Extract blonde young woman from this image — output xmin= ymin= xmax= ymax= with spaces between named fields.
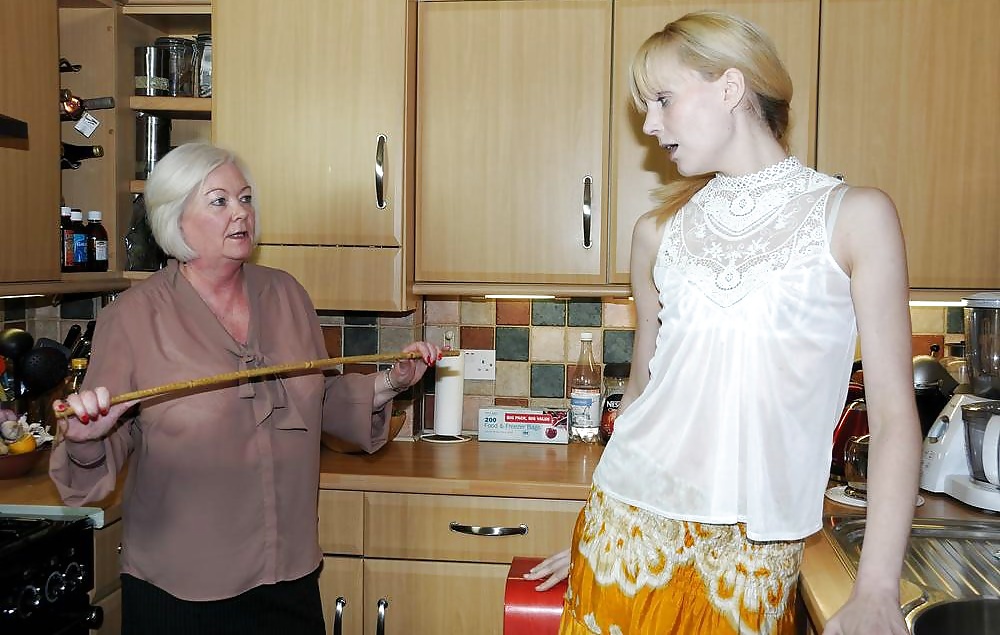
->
xmin=525 ymin=12 xmax=920 ymax=635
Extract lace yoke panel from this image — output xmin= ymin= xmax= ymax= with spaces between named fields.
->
xmin=658 ymin=157 xmax=843 ymax=308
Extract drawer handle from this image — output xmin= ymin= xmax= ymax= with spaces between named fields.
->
xmin=332 ymin=597 xmax=346 ymax=635
xmin=449 ymin=521 xmax=529 ymax=537
xmin=375 ymin=598 xmax=389 ymax=635
xmin=375 ymin=133 xmax=387 ymax=210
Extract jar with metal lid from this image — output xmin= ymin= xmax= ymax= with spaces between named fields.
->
xmin=194 ymin=33 xmax=212 ymax=97
xmin=154 ymin=36 xmax=196 ymax=96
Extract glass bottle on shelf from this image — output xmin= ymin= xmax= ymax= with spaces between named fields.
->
xmin=59 ymin=206 xmax=77 ymax=273
xmin=69 ymin=209 xmax=89 ymax=272
xmin=85 ymin=210 xmax=109 ymax=272
xmin=61 ymin=142 xmax=105 ymax=170
xmin=569 ymin=332 xmax=601 ymax=443
xmin=59 ymin=88 xmax=115 ymax=121
xmin=67 ymin=358 xmax=89 ymax=393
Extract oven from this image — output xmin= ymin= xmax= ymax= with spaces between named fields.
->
xmin=0 ymin=516 xmax=103 ymax=634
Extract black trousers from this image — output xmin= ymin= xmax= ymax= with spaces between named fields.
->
xmin=121 ymin=565 xmax=326 ymax=635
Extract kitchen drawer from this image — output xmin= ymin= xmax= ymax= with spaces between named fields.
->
xmin=92 ymin=518 xmax=123 ymax=602
xmin=318 ymin=490 xmax=364 ymax=555
xmin=364 ymin=493 xmax=584 ymax=563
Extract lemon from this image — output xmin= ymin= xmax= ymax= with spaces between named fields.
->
xmin=8 ymin=434 xmax=36 ymax=455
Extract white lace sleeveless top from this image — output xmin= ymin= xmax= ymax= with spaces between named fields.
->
xmin=593 ymin=157 xmax=857 ymax=541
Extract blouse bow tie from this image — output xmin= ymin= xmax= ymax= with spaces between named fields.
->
xmin=235 ymin=349 xmax=288 ymax=426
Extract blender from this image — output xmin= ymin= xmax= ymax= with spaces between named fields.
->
xmin=920 ymin=292 xmax=1000 ymax=512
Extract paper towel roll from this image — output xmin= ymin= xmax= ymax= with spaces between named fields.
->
xmin=433 ymin=353 xmax=465 ymax=436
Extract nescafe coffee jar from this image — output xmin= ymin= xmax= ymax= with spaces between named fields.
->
xmin=599 ymin=363 xmax=630 ymax=444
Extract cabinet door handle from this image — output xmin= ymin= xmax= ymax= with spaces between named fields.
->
xmin=375 ymin=134 xmax=388 ymax=210
xmin=449 ymin=521 xmax=529 ymax=537
xmin=582 ymin=175 xmax=593 ymax=249
xmin=375 ymin=598 xmax=389 ymax=635
xmin=332 ymin=596 xmax=346 ymax=635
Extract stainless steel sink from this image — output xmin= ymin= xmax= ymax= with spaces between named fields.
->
xmin=823 ymin=515 xmax=1000 ymax=632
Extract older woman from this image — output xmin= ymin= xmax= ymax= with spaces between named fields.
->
xmin=49 ymin=142 xmax=440 ymax=635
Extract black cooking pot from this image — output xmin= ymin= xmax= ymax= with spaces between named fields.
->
xmin=913 ymin=355 xmax=958 ymax=437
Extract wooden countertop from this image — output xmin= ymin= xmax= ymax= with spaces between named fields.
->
xmin=319 ymin=438 xmax=604 ymax=499
xmin=4 ymin=439 xmax=996 ymax=629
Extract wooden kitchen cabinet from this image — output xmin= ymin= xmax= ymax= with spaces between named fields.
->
xmin=608 ymin=0 xmax=820 ymax=283
xmin=213 ymin=0 xmax=417 ymax=311
xmin=415 ymin=0 xmax=612 ymax=286
xmin=817 ymin=0 xmax=1000 ymax=290
xmin=91 ymin=518 xmax=124 ymax=634
xmin=316 ymin=489 xmax=583 ymax=634
xmin=0 ymin=0 xmax=61 ymax=284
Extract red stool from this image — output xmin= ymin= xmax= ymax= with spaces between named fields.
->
xmin=504 ymin=557 xmax=567 ymax=635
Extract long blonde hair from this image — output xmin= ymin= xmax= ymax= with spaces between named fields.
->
xmin=630 ymin=12 xmax=793 ymax=220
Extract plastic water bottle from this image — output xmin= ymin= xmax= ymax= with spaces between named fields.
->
xmin=569 ymin=332 xmax=601 ymax=443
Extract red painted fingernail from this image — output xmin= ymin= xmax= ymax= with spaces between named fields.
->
xmin=56 ymin=403 xmax=66 ymax=411
xmin=438 ymin=352 xmax=443 ymax=360
xmin=79 ymin=414 xmax=90 ymax=424
xmin=100 ymin=407 xmax=109 ymax=416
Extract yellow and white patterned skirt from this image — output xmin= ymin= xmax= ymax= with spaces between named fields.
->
xmin=559 ymin=488 xmax=804 ymax=635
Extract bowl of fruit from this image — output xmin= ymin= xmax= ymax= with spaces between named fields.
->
xmin=0 ymin=417 xmax=49 ymax=479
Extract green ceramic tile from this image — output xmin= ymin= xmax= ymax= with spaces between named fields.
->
xmin=568 ymin=298 xmax=602 ymax=327
xmin=531 ymin=299 xmax=566 ymax=326
xmin=343 ymin=326 xmax=378 ymax=355
xmin=603 ymin=330 xmax=634 ymax=364
xmin=946 ymin=307 xmax=964 ymax=334
xmin=344 ymin=312 xmax=378 ymax=326
xmin=530 ymin=363 xmax=566 ymax=398
xmin=496 ymin=326 xmax=529 ymax=361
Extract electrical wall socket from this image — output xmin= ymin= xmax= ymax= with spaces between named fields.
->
xmin=463 ymin=349 xmax=496 ymax=380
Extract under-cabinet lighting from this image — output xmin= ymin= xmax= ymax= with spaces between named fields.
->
xmin=909 ymin=300 xmax=966 ymax=307
xmin=0 ymin=294 xmax=43 ymax=300
xmin=484 ymin=294 xmax=556 ymax=300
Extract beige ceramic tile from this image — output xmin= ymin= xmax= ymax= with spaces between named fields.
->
xmin=603 ymin=299 xmax=637 ymax=328
xmin=910 ymin=307 xmax=945 ymax=334
xmin=423 ymin=326 xmax=459 ymax=350
xmin=32 ymin=305 xmax=60 ymax=319
xmin=462 ymin=395 xmax=495 ymax=431
xmin=460 ymin=299 xmax=496 ymax=325
xmin=28 ymin=319 xmax=60 ymax=341
xmin=379 ymin=327 xmax=417 ymax=355
xmin=379 ymin=311 xmax=417 ymax=327
xmin=424 ymin=298 xmax=460 ymax=325
xmin=463 ymin=378 xmax=495 ymax=397
xmin=530 ymin=327 xmax=566 ymax=362
xmin=495 ymin=361 xmax=530 ymax=398
xmin=317 ymin=314 xmax=345 ymax=326
xmin=530 ymin=397 xmax=568 ymax=409
xmin=566 ymin=328 xmax=603 ymax=364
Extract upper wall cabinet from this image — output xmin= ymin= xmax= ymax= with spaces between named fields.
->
xmin=817 ymin=0 xmax=1000 ymax=290
xmin=415 ymin=0 xmax=613 ymax=286
xmin=0 ymin=0 xmax=60 ymax=284
xmin=414 ymin=0 xmax=818 ymax=293
xmin=609 ymin=0 xmax=820 ymax=284
xmin=214 ymin=0 xmax=417 ymax=311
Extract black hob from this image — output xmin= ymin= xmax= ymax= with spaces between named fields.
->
xmin=0 ymin=514 xmax=102 ymax=634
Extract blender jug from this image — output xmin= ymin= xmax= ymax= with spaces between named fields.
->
xmin=965 ymin=293 xmax=1000 ymax=399
xmin=959 ymin=402 xmax=1000 ymax=487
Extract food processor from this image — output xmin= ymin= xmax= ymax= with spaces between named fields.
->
xmin=920 ymin=293 xmax=1000 ymax=512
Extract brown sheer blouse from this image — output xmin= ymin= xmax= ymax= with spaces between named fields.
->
xmin=50 ymin=260 xmax=390 ymax=600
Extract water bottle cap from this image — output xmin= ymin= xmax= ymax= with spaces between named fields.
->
xmin=87 ymin=210 xmax=102 ymax=221
xmin=70 ymin=210 xmax=83 ymax=221
xmin=580 ymin=332 xmax=593 ymax=341
xmin=60 ymin=206 xmax=72 ymax=216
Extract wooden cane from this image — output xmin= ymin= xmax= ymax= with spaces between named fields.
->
xmin=54 ymin=349 xmax=460 ymax=419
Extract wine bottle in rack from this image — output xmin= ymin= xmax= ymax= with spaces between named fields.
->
xmin=59 ymin=88 xmax=115 ymax=121
xmin=61 ymin=142 xmax=105 ymax=170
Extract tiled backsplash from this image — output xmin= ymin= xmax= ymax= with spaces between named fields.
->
xmin=0 ymin=296 xmax=967 ymax=436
